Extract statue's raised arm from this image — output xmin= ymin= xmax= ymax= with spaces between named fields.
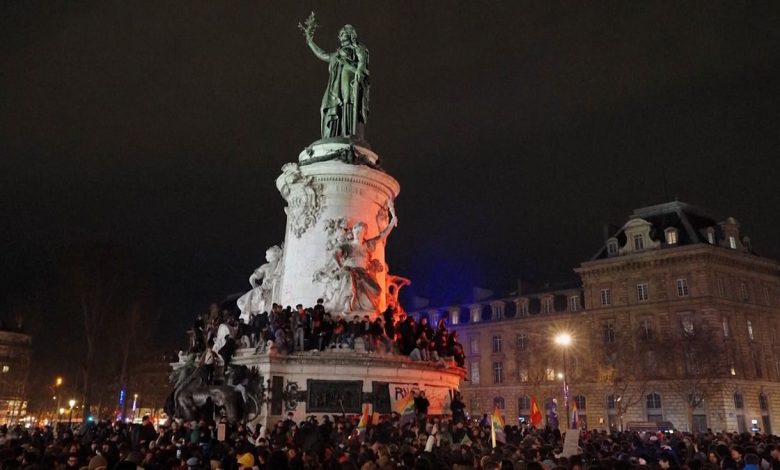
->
xmin=371 ymin=201 xmax=397 ymax=244
xmin=299 ymin=12 xmax=329 ymax=62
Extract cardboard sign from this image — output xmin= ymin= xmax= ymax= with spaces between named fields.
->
xmin=217 ymin=423 xmax=227 ymax=442
xmin=388 ymin=383 xmax=453 ymax=415
xmin=560 ymin=428 xmax=581 ymax=457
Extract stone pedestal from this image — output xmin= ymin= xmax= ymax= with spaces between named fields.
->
xmin=231 ymin=348 xmax=465 ymax=427
xmin=275 ymin=141 xmax=400 ymax=315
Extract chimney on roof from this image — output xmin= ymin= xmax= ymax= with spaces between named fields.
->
xmin=412 ymin=297 xmax=430 ymax=309
xmin=472 ymin=286 xmax=494 ymax=302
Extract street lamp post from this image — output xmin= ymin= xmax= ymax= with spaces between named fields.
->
xmin=54 ymin=377 xmax=63 ymax=428
xmin=555 ymin=333 xmax=572 ymax=429
xmin=132 ymin=394 xmax=139 ymax=422
xmin=68 ymin=399 xmax=76 ymax=429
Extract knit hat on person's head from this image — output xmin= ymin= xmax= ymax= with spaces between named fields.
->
xmin=88 ymin=455 xmax=108 ymax=470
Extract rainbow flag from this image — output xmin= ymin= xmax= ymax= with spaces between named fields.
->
xmin=356 ymin=403 xmax=370 ymax=439
xmin=490 ymin=405 xmax=505 ymax=447
xmin=393 ymin=392 xmax=416 ymax=425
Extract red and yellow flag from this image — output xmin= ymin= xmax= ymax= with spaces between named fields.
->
xmin=530 ymin=396 xmax=543 ymax=427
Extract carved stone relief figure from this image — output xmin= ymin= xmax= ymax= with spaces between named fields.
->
xmin=279 ymin=163 xmax=325 ymax=238
xmin=313 ymin=202 xmax=397 ymax=314
xmin=237 ymin=245 xmax=283 ymax=323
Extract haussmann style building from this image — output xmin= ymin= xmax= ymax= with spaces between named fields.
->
xmin=0 ymin=324 xmax=32 ymax=424
xmin=410 ymin=201 xmax=780 ymax=434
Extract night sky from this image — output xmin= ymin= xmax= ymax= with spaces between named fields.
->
xmin=2 ymin=2 xmax=780 ymax=359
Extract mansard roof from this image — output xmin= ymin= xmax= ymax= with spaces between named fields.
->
xmin=590 ymin=200 xmax=749 ymax=260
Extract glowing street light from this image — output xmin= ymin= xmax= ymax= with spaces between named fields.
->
xmin=68 ymin=399 xmax=76 ymax=429
xmin=554 ymin=332 xmax=573 ymax=429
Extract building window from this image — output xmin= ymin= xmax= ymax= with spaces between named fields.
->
xmin=518 ymin=395 xmax=531 ymax=411
xmin=493 ymin=362 xmax=503 ymax=384
xmin=492 ymin=304 xmax=504 ymax=320
xmin=601 ymin=288 xmax=612 ymax=306
xmin=729 ymin=236 xmax=737 ymax=249
xmin=518 ymin=367 xmax=528 ymax=382
xmin=541 ymin=298 xmax=552 ymax=314
xmin=707 ymin=229 xmax=716 ymax=244
xmin=634 ymin=234 xmax=645 ymax=250
xmin=569 ymin=296 xmax=580 ymax=311
xmin=470 ymin=362 xmax=480 ymax=384
xmin=647 ymin=392 xmax=662 ymax=409
xmin=493 ymin=396 xmax=505 ymax=410
xmin=646 ymin=392 xmax=662 ymax=420
xmin=676 ymin=278 xmax=690 ymax=297
xmin=748 ymin=320 xmax=755 ymax=341
xmin=730 ymin=361 xmax=737 ymax=376
xmin=722 ymin=319 xmax=730 ymax=338
xmin=574 ymin=395 xmax=586 ymax=410
xmin=603 ymin=320 xmax=616 ymax=344
xmin=666 ymin=229 xmax=678 ymax=245
xmin=471 ymin=307 xmax=481 ymax=323
xmin=740 ymin=282 xmax=750 ymax=301
xmin=516 ymin=333 xmax=528 ymax=351
xmin=717 ymin=278 xmax=726 ymax=297
xmin=734 ymin=392 xmax=744 ymax=409
xmin=450 ymin=310 xmax=459 ymax=325
xmin=753 ymin=350 xmax=763 ymax=378
xmin=492 ymin=335 xmax=503 ymax=353
xmin=518 ymin=302 xmax=529 ymax=317
xmin=637 ymin=283 xmax=649 ymax=302
xmin=470 ymin=338 xmax=479 ymax=354
xmin=607 ymin=394 xmax=617 ymax=410
xmin=545 ymin=366 xmax=556 ymax=382
xmin=607 ymin=240 xmax=618 ymax=256
xmin=681 ymin=316 xmax=694 ymax=335
xmin=759 ymin=394 xmax=769 ymax=411
xmin=1 ymin=366 xmax=8 ymax=373
xmin=640 ymin=319 xmax=654 ymax=341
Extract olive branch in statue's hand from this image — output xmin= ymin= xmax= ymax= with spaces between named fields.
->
xmin=298 ymin=11 xmax=318 ymax=39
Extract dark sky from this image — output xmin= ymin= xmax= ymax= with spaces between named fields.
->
xmin=2 ymin=1 xmax=780 ymax=342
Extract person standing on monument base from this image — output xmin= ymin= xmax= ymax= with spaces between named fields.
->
xmin=291 ymin=304 xmax=307 ymax=352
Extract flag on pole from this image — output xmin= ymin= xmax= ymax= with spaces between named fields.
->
xmin=530 ymin=396 xmax=543 ymax=427
xmin=570 ymin=400 xmax=579 ymax=429
xmin=356 ymin=404 xmax=370 ymax=440
xmin=490 ymin=405 xmax=506 ymax=448
xmin=393 ymin=392 xmax=417 ymax=425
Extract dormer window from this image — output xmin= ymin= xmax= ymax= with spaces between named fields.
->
xmin=541 ymin=297 xmax=553 ymax=314
xmin=633 ymin=234 xmax=645 ymax=250
xmin=606 ymin=238 xmax=618 ymax=256
xmin=517 ymin=300 xmax=529 ymax=317
xmin=706 ymin=228 xmax=715 ymax=245
xmin=450 ymin=309 xmax=460 ymax=325
xmin=743 ymin=237 xmax=752 ymax=252
xmin=491 ymin=302 xmax=505 ymax=320
xmin=665 ymin=227 xmax=678 ymax=245
xmin=470 ymin=306 xmax=481 ymax=323
xmin=729 ymin=236 xmax=737 ymax=249
xmin=621 ymin=218 xmax=659 ymax=253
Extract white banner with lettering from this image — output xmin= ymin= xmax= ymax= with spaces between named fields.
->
xmin=388 ymin=383 xmax=454 ymax=415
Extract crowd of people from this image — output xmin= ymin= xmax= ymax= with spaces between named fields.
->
xmin=4 ymin=408 xmax=780 ymax=470
xmin=186 ymin=301 xmax=466 ymax=384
